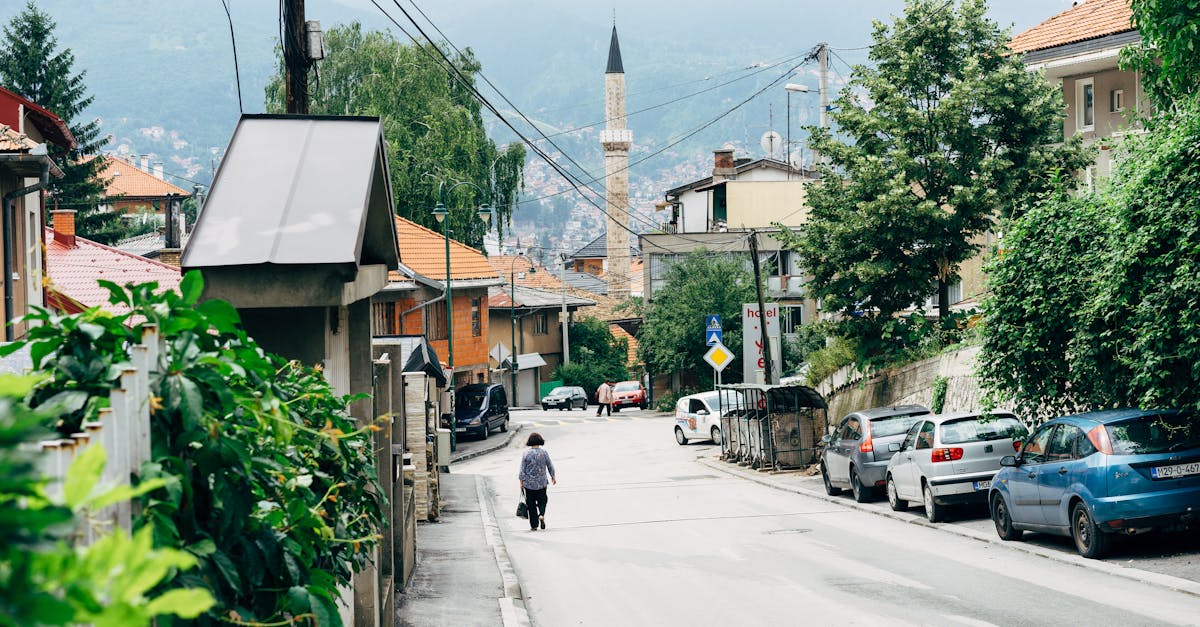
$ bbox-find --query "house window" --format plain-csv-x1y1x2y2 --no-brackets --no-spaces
1110,89,1125,113
712,185,727,225
425,300,447,341
780,305,804,336
1076,77,1095,132
533,312,549,335
925,278,964,310
371,302,397,335
471,298,482,336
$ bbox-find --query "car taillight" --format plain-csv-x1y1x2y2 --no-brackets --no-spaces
1087,425,1114,455
931,447,964,463
859,420,873,453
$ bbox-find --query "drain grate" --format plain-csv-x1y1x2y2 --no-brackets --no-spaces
765,528,812,535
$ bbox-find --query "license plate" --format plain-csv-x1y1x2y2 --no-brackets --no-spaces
973,480,991,491
1151,462,1200,479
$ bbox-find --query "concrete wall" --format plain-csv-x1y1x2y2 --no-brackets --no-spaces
726,180,809,229
818,346,1008,425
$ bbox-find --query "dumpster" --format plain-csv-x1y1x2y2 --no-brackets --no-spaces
717,383,828,470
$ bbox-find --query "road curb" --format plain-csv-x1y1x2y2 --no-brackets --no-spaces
451,423,524,464
476,476,532,627
697,456,1200,599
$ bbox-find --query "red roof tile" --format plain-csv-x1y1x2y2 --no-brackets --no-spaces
93,155,190,199
392,216,499,282
45,228,181,315
1009,0,1134,54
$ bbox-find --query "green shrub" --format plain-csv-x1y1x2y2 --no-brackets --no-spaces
930,376,949,414
803,338,857,387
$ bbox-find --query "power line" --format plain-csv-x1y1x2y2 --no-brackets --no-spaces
219,0,244,113
828,0,957,52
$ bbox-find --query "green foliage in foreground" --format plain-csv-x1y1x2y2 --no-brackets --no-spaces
979,98,1200,423
1122,0,1200,111
0,377,214,627
3,272,385,625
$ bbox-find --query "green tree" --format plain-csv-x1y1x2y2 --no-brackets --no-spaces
1122,0,1200,111
553,317,629,398
265,22,525,249
979,97,1200,421
0,2,121,243
637,251,757,388
779,0,1090,335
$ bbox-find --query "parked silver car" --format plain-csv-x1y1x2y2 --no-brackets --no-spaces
885,411,1029,522
820,405,932,502
541,386,588,411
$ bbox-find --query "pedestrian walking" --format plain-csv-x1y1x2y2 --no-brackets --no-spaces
595,380,613,416
519,432,556,531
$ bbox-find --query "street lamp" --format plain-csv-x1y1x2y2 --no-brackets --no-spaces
784,83,810,177
430,180,494,382
509,255,535,405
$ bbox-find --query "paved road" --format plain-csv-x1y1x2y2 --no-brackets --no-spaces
456,412,1200,626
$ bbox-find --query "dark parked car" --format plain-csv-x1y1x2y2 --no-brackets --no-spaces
989,409,1200,558
454,383,509,439
542,386,588,411
611,380,647,412
820,405,932,502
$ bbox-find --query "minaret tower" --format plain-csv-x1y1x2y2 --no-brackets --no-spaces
601,23,632,300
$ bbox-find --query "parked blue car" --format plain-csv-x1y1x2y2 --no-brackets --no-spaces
988,409,1200,558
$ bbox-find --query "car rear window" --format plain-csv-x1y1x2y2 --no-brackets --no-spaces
940,415,1028,444
870,414,927,438
1107,411,1200,455
549,387,570,395
614,382,640,392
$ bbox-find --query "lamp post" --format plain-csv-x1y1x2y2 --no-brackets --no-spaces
559,252,570,366
509,255,535,406
431,181,494,383
784,83,810,177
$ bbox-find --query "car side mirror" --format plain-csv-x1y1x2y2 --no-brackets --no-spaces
888,442,901,453
820,434,832,444
696,409,710,417
1000,455,1018,467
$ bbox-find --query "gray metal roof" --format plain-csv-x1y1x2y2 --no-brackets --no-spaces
568,233,638,261
606,26,624,74
563,270,608,294
181,114,399,272
490,284,597,309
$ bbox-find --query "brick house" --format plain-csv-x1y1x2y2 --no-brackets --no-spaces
372,216,502,386
0,86,75,340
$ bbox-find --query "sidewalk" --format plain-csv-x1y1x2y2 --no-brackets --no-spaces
451,423,524,464
698,454,1200,597
398,472,531,627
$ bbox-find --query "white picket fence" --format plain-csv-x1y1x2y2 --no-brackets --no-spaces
37,325,159,544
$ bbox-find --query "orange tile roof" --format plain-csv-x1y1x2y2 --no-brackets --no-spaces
1009,0,1134,54
93,155,190,198
0,124,38,151
392,216,499,282
599,258,643,296
45,228,182,315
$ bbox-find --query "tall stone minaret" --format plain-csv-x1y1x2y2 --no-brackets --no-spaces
601,24,632,300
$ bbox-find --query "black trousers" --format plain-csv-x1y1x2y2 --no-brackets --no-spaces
525,487,548,529
596,402,610,416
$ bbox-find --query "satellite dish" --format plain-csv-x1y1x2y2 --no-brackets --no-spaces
760,131,782,158
789,150,804,169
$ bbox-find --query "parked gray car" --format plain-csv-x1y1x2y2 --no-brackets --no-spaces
820,405,932,502
541,386,588,411
885,411,1029,522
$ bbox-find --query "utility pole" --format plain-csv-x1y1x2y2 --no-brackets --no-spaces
814,41,830,166
560,253,570,365
283,0,309,114
748,231,777,385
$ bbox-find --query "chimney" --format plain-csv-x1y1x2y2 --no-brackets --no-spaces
140,154,149,172
164,195,180,249
713,148,736,181
51,210,77,248
158,248,181,268
153,161,164,180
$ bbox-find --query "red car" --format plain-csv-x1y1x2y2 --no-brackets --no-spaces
610,380,647,412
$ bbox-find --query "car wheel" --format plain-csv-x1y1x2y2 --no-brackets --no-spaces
613,406,621,413
500,417,508,433
542,404,548,411
1071,502,1109,559
479,423,489,440
850,466,871,503
887,475,907,511
674,426,688,446
990,493,1022,541
821,463,842,496
640,403,647,410
710,426,722,446
923,482,944,523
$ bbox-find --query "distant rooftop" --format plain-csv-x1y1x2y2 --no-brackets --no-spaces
1009,0,1134,54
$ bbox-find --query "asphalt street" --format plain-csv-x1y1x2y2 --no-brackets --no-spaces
454,407,1200,626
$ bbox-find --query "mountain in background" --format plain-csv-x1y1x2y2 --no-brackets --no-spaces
0,0,1067,255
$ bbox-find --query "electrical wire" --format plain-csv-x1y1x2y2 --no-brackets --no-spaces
828,0,957,51
219,0,243,113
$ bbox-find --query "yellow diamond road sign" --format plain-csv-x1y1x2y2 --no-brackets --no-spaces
704,342,735,372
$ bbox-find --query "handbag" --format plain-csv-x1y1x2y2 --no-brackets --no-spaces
516,488,528,518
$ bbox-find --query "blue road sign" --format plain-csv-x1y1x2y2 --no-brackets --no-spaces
705,314,721,330
706,329,723,346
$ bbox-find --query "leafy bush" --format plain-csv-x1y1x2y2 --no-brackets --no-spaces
0,376,214,626
653,388,702,413
4,273,384,625
930,376,949,414
803,337,857,387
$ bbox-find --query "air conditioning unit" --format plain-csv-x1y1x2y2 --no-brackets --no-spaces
436,428,451,468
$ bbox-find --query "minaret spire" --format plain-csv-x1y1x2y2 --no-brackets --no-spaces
601,23,632,300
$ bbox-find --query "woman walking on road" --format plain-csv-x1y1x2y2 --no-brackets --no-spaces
519,432,557,531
